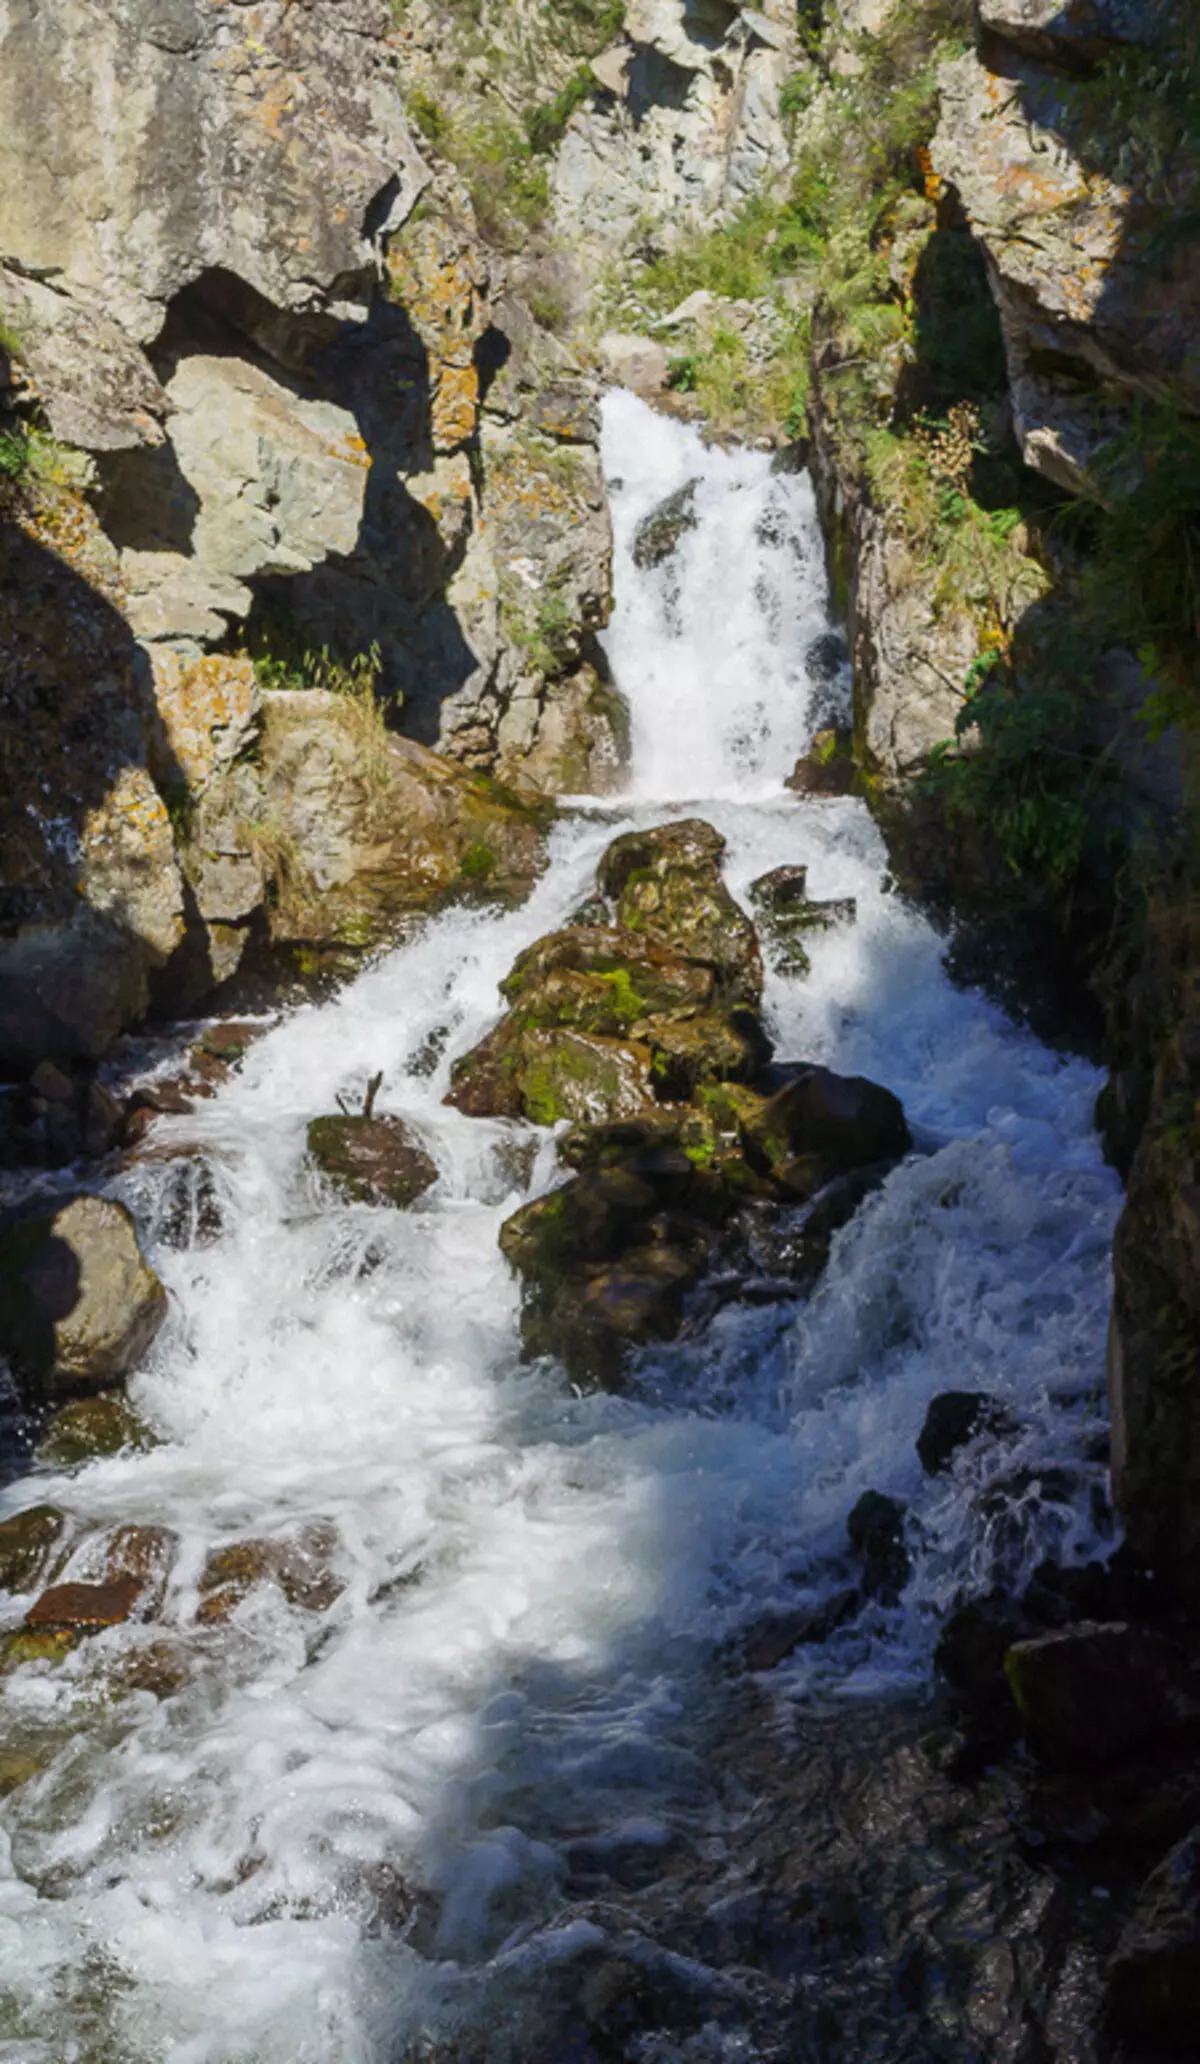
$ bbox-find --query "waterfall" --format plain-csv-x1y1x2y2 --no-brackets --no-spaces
0,393,1120,2062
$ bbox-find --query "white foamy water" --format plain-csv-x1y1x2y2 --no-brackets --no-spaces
0,391,1120,2061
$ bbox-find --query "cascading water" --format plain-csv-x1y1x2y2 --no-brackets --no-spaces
0,391,1120,2062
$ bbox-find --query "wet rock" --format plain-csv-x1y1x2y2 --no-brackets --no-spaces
307,1115,438,1209
736,1589,861,1672
0,1628,79,1672
748,867,858,975
25,1575,143,1633
448,1023,658,1126
1108,1826,1200,2051
786,727,856,798
597,819,762,1008
35,1392,157,1468
501,925,716,1026
1005,1623,1200,1767
196,1523,344,1625
935,1591,1028,1717
500,1159,727,1384
632,480,700,569
94,1523,178,1620
743,1064,911,1199
0,1505,67,1594
0,1192,167,1401
847,1491,911,1605
448,913,768,1126
917,1390,1013,1475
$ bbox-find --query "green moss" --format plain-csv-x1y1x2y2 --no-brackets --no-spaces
596,967,646,1025
460,840,498,884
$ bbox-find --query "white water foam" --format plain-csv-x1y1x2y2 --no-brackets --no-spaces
0,390,1120,2060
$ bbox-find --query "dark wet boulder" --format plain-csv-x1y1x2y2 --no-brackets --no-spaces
917,1391,1014,1475
307,1114,438,1208
631,479,700,569
597,820,762,1008
935,1591,1028,1719
500,1157,732,1384
0,1506,67,1594
742,1064,911,1199
0,1193,167,1401
25,1576,144,1634
1005,1622,1200,1767
1107,1826,1200,2051
847,1491,911,1605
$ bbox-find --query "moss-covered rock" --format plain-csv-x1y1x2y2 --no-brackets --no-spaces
597,819,762,1007
748,867,858,975
307,1114,439,1208
0,1192,167,1402
501,925,716,1026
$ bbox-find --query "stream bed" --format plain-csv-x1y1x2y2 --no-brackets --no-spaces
0,393,1121,2061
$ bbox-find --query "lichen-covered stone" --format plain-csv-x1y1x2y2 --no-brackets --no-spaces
0,1193,167,1401
256,693,550,948
307,1114,439,1208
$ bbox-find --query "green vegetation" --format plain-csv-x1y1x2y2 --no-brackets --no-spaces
0,319,23,361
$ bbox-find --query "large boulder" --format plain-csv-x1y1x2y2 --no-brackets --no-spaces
256,691,550,949
0,1193,167,1401
740,1063,911,1198
446,863,769,1126
499,1156,720,1384
1004,1622,1200,1766
307,1114,438,1208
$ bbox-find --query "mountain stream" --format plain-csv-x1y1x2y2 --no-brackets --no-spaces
0,392,1121,2062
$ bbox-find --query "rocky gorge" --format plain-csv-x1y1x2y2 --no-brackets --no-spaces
0,0,1198,2058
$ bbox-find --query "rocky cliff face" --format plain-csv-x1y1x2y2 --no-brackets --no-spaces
802,0,1200,1597
0,0,638,1070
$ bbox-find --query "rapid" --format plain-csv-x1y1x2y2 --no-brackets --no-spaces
0,391,1121,2061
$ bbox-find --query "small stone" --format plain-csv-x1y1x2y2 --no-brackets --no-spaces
196,1523,344,1624
307,1114,438,1208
